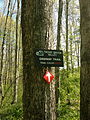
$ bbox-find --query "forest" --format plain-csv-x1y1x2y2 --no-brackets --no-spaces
0,0,90,120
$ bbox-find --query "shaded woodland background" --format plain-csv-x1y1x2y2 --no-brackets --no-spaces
0,0,81,120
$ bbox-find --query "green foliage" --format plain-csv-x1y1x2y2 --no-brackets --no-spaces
0,103,23,120
0,68,80,120
57,69,80,120
0,81,23,120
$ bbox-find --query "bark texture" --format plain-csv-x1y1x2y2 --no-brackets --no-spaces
66,0,69,73
21,0,50,120
80,0,90,120
55,0,63,117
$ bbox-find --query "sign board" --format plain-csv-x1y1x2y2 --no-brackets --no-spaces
43,71,54,84
35,49,64,67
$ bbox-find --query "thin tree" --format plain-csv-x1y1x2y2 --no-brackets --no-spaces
66,0,69,74
0,0,11,104
65,0,71,105
12,0,20,104
55,0,63,116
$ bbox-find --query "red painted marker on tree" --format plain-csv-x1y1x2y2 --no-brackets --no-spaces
43,71,54,84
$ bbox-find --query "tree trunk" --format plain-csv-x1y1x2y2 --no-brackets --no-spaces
80,0,90,120
21,0,51,119
50,68,56,120
66,0,69,73
12,0,19,104
77,43,80,69
70,28,73,73
0,0,11,104
55,0,63,117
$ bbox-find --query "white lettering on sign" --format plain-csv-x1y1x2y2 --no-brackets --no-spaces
39,58,52,61
53,58,61,61
48,54,57,56
53,51,62,55
44,51,62,57
44,51,52,54
36,50,62,57
47,62,54,64
40,62,46,64
36,51,44,56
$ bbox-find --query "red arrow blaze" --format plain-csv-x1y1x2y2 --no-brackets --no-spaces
43,71,54,84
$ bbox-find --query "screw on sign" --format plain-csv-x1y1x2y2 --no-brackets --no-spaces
43,71,54,84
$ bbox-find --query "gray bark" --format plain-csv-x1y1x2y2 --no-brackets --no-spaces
21,0,49,119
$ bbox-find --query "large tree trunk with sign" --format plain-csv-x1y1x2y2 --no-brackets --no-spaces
21,0,57,120
21,0,47,119
80,0,90,120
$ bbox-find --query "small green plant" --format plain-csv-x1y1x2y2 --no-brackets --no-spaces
0,103,23,120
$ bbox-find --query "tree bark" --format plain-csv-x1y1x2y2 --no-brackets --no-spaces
55,0,63,117
0,0,11,104
21,0,50,119
66,0,69,73
80,0,90,120
12,0,19,104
